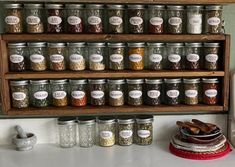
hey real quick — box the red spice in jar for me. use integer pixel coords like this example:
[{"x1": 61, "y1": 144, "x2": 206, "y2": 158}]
[
  {"x1": 202, "y1": 78, "x2": 219, "y2": 105},
  {"x1": 71, "y1": 95, "x2": 87, "y2": 106}
]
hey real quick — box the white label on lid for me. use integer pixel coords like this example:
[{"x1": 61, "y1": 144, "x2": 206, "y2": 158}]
[
  {"x1": 206, "y1": 54, "x2": 218, "y2": 63},
  {"x1": 138, "y1": 130, "x2": 151, "y2": 138},
  {"x1": 129, "y1": 90, "x2": 142, "y2": 99},
  {"x1": 150, "y1": 17, "x2": 163, "y2": 26},
  {"x1": 149, "y1": 54, "x2": 162, "y2": 63},
  {"x1": 71, "y1": 91, "x2": 85, "y2": 99},
  {"x1": 91, "y1": 91, "x2": 104, "y2": 99},
  {"x1": 110, "y1": 54, "x2": 123, "y2": 63},
  {"x1": 168, "y1": 54, "x2": 181, "y2": 63},
  {"x1": 34, "y1": 91, "x2": 48, "y2": 100},
  {"x1": 50, "y1": 54, "x2": 64, "y2": 63},
  {"x1": 26, "y1": 16, "x2": 40, "y2": 25},
  {"x1": 5, "y1": 16, "x2": 20, "y2": 25},
  {"x1": 129, "y1": 54, "x2": 142, "y2": 62},
  {"x1": 205, "y1": 89, "x2": 218, "y2": 97},
  {"x1": 67, "y1": 16, "x2": 81, "y2": 25},
  {"x1": 168, "y1": 17, "x2": 182, "y2": 26},
  {"x1": 207, "y1": 17, "x2": 221, "y2": 26},
  {"x1": 129, "y1": 17, "x2": 143, "y2": 25},
  {"x1": 88, "y1": 16, "x2": 101, "y2": 25},
  {"x1": 48, "y1": 16, "x2": 62, "y2": 25},
  {"x1": 30, "y1": 54, "x2": 44, "y2": 63},
  {"x1": 90, "y1": 54, "x2": 103, "y2": 63},
  {"x1": 53, "y1": 91, "x2": 67, "y2": 99},
  {"x1": 10, "y1": 54, "x2": 24, "y2": 63},
  {"x1": 167, "y1": 90, "x2": 180, "y2": 98},
  {"x1": 189, "y1": 15, "x2": 202, "y2": 26},
  {"x1": 147, "y1": 90, "x2": 161, "y2": 99},
  {"x1": 186, "y1": 54, "x2": 200, "y2": 62},
  {"x1": 109, "y1": 16, "x2": 123, "y2": 26},
  {"x1": 185, "y1": 90, "x2": 198, "y2": 98},
  {"x1": 12, "y1": 92, "x2": 26, "y2": 101},
  {"x1": 70, "y1": 54, "x2": 83, "y2": 63},
  {"x1": 119, "y1": 130, "x2": 133, "y2": 139},
  {"x1": 100, "y1": 131, "x2": 113, "y2": 139},
  {"x1": 109, "y1": 91, "x2": 123, "y2": 99}
]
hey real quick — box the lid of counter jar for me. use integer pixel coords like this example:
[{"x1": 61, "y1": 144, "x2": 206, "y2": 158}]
[
  {"x1": 167, "y1": 5, "x2": 184, "y2": 10},
  {"x1": 164, "y1": 78, "x2": 181, "y2": 84},
  {"x1": 126, "y1": 79, "x2": 144, "y2": 84},
  {"x1": 86, "y1": 4, "x2": 104, "y2": 9},
  {"x1": 45, "y1": 4, "x2": 63, "y2": 9},
  {"x1": 30, "y1": 80, "x2": 49, "y2": 85},
  {"x1": 145, "y1": 79, "x2": 163, "y2": 84},
  {"x1": 136, "y1": 115, "x2": 154, "y2": 124},
  {"x1": 98, "y1": 116, "x2": 116, "y2": 124},
  {"x1": 48, "y1": 43, "x2": 66, "y2": 48},
  {"x1": 88, "y1": 79, "x2": 106, "y2": 84},
  {"x1": 183, "y1": 78, "x2": 200, "y2": 84},
  {"x1": 65, "y1": 4, "x2": 84, "y2": 9},
  {"x1": 204, "y1": 43, "x2": 220, "y2": 47},
  {"x1": 24, "y1": 4, "x2": 43, "y2": 9},
  {"x1": 185, "y1": 43, "x2": 202, "y2": 47},
  {"x1": 88, "y1": 43, "x2": 105, "y2": 47},
  {"x1": 50, "y1": 79, "x2": 68, "y2": 84},
  {"x1": 147, "y1": 43, "x2": 164, "y2": 47},
  {"x1": 166, "y1": 43, "x2": 184, "y2": 47},
  {"x1": 28, "y1": 42, "x2": 46, "y2": 47},
  {"x1": 186, "y1": 5, "x2": 203, "y2": 10},
  {"x1": 202, "y1": 78, "x2": 219, "y2": 83},
  {"x1": 67, "y1": 42, "x2": 85, "y2": 47},
  {"x1": 148, "y1": 5, "x2": 165, "y2": 10},
  {"x1": 205, "y1": 5, "x2": 223, "y2": 10},
  {"x1": 108, "y1": 43, "x2": 125, "y2": 48},
  {"x1": 77, "y1": 116, "x2": 96, "y2": 124},
  {"x1": 117, "y1": 116, "x2": 135, "y2": 124},
  {"x1": 107, "y1": 4, "x2": 125, "y2": 9},
  {"x1": 8, "y1": 43, "x2": 26, "y2": 48},
  {"x1": 128, "y1": 43, "x2": 145, "y2": 47},
  {"x1": 69, "y1": 79, "x2": 87, "y2": 85},
  {"x1": 4, "y1": 3, "x2": 22, "y2": 9},
  {"x1": 10, "y1": 80, "x2": 28, "y2": 86},
  {"x1": 108, "y1": 79, "x2": 125, "y2": 85},
  {"x1": 127, "y1": 5, "x2": 145, "y2": 9},
  {"x1": 58, "y1": 117, "x2": 76, "y2": 125}
]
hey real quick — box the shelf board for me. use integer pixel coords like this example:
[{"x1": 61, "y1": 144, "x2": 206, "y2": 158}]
[
  {"x1": 5, "y1": 70, "x2": 225, "y2": 79},
  {"x1": 2, "y1": 34, "x2": 226, "y2": 42}
]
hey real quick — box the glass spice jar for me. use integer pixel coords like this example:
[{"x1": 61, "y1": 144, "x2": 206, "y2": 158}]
[
  {"x1": 24, "y1": 4, "x2": 44, "y2": 33},
  {"x1": 185, "y1": 43, "x2": 202, "y2": 70},
  {"x1": 202, "y1": 78, "x2": 219, "y2": 105},
  {"x1": 10, "y1": 80, "x2": 29, "y2": 109},
  {"x1": 186, "y1": 6, "x2": 203, "y2": 34},
  {"x1": 4, "y1": 3, "x2": 23, "y2": 33},
  {"x1": 166, "y1": 43, "x2": 184, "y2": 70},
  {"x1": 48, "y1": 43, "x2": 67, "y2": 71},
  {"x1": 145, "y1": 79, "x2": 163, "y2": 106},
  {"x1": 204, "y1": 43, "x2": 220, "y2": 71},
  {"x1": 167, "y1": 6, "x2": 184, "y2": 34},
  {"x1": 65, "y1": 4, "x2": 84, "y2": 33},
  {"x1": 57, "y1": 117, "x2": 77, "y2": 148},
  {"x1": 108, "y1": 79, "x2": 125, "y2": 106},
  {"x1": 108, "y1": 43, "x2": 125, "y2": 70},
  {"x1": 50, "y1": 79, "x2": 68, "y2": 107},
  {"x1": 128, "y1": 5, "x2": 145, "y2": 34},
  {"x1": 8, "y1": 42, "x2": 27, "y2": 72},
  {"x1": 205, "y1": 5, "x2": 223, "y2": 34},
  {"x1": 89, "y1": 79, "x2": 106, "y2": 106},
  {"x1": 148, "y1": 5, "x2": 165, "y2": 34},
  {"x1": 28, "y1": 42, "x2": 47, "y2": 71},
  {"x1": 77, "y1": 116, "x2": 96, "y2": 148},
  {"x1": 117, "y1": 116, "x2": 134, "y2": 146},
  {"x1": 87, "y1": 4, "x2": 104, "y2": 34},
  {"x1": 107, "y1": 5, "x2": 125, "y2": 34},
  {"x1": 147, "y1": 43, "x2": 164, "y2": 70},
  {"x1": 45, "y1": 4, "x2": 64, "y2": 33},
  {"x1": 30, "y1": 80, "x2": 50, "y2": 107},
  {"x1": 128, "y1": 43, "x2": 145, "y2": 70},
  {"x1": 127, "y1": 79, "x2": 144, "y2": 106},
  {"x1": 135, "y1": 115, "x2": 154, "y2": 145},
  {"x1": 164, "y1": 78, "x2": 181, "y2": 105},
  {"x1": 69, "y1": 79, "x2": 87, "y2": 107},
  {"x1": 68, "y1": 42, "x2": 86, "y2": 71},
  {"x1": 183, "y1": 78, "x2": 200, "y2": 105},
  {"x1": 98, "y1": 116, "x2": 116, "y2": 147},
  {"x1": 88, "y1": 43, "x2": 106, "y2": 71}
]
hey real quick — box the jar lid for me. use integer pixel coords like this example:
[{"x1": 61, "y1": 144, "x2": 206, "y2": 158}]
[
  {"x1": 205, "y1": 5, "x2": 223, "y2": 10},
  {"x1": 108, "y1": 79, "x2": 125, "y2": 84},
  {"x1": 145, "y1": 79, "x2": 163, "y2": 84},
  {"x1": 87, "y1": 4, "x2": 104, "y2": 9},
  {"x1": 185, "y1": 43, "x2": 202, "y2": 47},
  {"x1": 77, "y1": 116, "x2": 96, "y2": 124},
  {"x1": 28, "y1": 42, "x2": 46, "y2": 47},
  {"x1": 98, "y1": 116, "x2": 116, "y2": 124},
  {"x1": 136, "y1": 115, "x2": 154, "y2": 124},
  {"x1": 148, "y1": 5, "x2": 165, "y2": 10},
  {"x1": 10, "y1": 80, "x2": 28, "y2": 86},
  {"x1": 128, "y1": 43, "x2": 145, "y2": 47},
  {"x1": 65, "y1": 4, "x2": 84, "y2": 9},
  {"x1": 183, "y1": 78, "x2": 200, "y2": 84},
  {"x1": 88, "y1": 43, "x2": 105, "y2": 47},
  {"x1": 24, "y1": 4, "x2": 43, "y2": 9},
  {"x1": 204, "y1": 43, "x2": 220, "y2": 47},
  {"x1": 117, "y1": 116, "x2": 134, "y2": 124},
  {"x1": 202, "y1": 78, "x2": 219, "y2": 83},
  {"x1": 167, "y1": 5, "x2": 184, "y2": 10},
  {"x1": 107, "y1": 4, "x2": 125, "y2": 9},
  {"x1": 164, "y1": 78, "x2": 181, "y2": 84},
  {"x1": 8, "y1": 43, "x2": 26, "y2": 48},
  {"x1": 45, "y1": 4, "x2": 63, "y2": 9},
  {"x1": 126, "y1": 79, "x2": 144, "y2": 84},
  {"x1": 186, "y1": 5, "x2": 203, "y2": 10},
  {"x1": 48, "y1": 43, "x2": 66, "y2": 47},
  {"x1": 147, "y1": 43, "x2": 164, "y2": 47},
  {"x1": 30, "y1": 80, "x2": 49, "y2": 85},
  {"x1": 107, "y1": 43, "x2": 125, "y2": 48},
  {"x1": 88, "y1": 79, "x2": 106, "y2": 84},
  {"x1": 58, "y1": 117, "x2": 76, "y2": 125},
  {"x1": 50, "y1": 79, "x2": 68, "y2": 84},
  {"x1": 69, "y1": 79, "x2": 87, "y2": 85},
  {"x1": 166, "y1": 43, "x2": 184, "y2": 47},
  {"x1": 67, "y1": 42, "x2": 85, "y2": 47},
  {"x1": 127, "y1": 5, "x2": 145, "y2": 9},
  {"x1": 4, "y1": 3, "x2": 22, "y2": 9}
]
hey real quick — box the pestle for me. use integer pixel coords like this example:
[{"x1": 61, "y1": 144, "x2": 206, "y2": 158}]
[{"x1": 15, "y1": 125, "x2": 27, "y2": 139}]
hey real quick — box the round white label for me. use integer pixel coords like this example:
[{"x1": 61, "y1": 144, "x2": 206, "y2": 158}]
[
  {"x1": 168, "y1": 17, "x2": 182, "y2": 26},
  {"x1": 167, "y1": 90, "x2": 180, "y2": 98},
  {"x1": 30, "y1": 54, "x2": 44, "y2": 63},
  {"x1": 5, "y1": 16, "x2": 20, "y2": 25},
  {"x1": 149, "y1": 54, "x2": 162, "y2": 63},
  {"x1": 26, "y1": 16, "x2": 40, "y2": 25},
  {"x1": 206, "y1": 54, "x2": 218, "y2": 63},
  {"x1": 109, "y1": 16, "x2": 123, "y2": 26},
  {"x1": 71, "y1": 91, "x2": 85, "y2": 99},
  {"x1": 168, "y1": 54, "x2": 181, "y2": 63},
  {"x1": 100, "y1": 131, "x2": 113, "y2": 139},
  {"x1": 109, "y1": 91, "x2": 123, "y2": 99},
  {"x1": 147, "y1": 90, "x2": 161, "y2": 99},
  {"x1": 50, "y1": 54, "x2": 64, "y2": 63},
  {"x1": 138, "y1": 130, "x2": 151, "y2": 138},
  {"x1": 129, "y1": 90, "x2": 142, "y2": 99},
  {"x1": 48, "y1": 16, "x2": 62, "y2": 25},
  {"x1": 129, "y1": 54, "x2": 142, "y2": 62},
  {"x1": 186, "y1": 54, "x2": 200, "y2": 62},
  {"x1": 189, "y1": 15, "x2": 202, "y2": 26},
  {"x1": 12, "y1": 92, "x2": 26, "y2": 101},
  {"x1": 207, "y1": 17, "x2": 221, "y2": 26},
  {"x1": 67, "y1": 16, "x2": 81, "y2": 25},
  {"x1": 70, "y1": 54, "x2": 83, "y2": 63},
  {"x1": 91, "y1": 91, "x2": 104, "y2": 99},
  {"x1": 10, "y1": 54, "x2": 24, "y2": 63},
  {"x1": 110, "y1": 54, "x2": 123, "y2": 63},
  {"x1": 150, "y1": 17, "x2": 163, "y2": 26},
  {"x1": 53, "y1": 91, "x2": 66, "y2": 99},
  {"x1": 90, "y1": 54, "x2": 103, "y2": 63},
  {"x1": 129, "y1": 17, "x2": 143, "y2": 26},
  {"x1": 185, "y1": 90, "x2": 198, "y2": 98},
  {"x1": 88, "y1": 16, "x2": 101, "y2": 25},
  {"x1": 34, "y1": 91, "x2": 48, "y2": 100},
  {"x1": 119, "y1": 130, "x2": 133, "y2": 139},
  {"x1": 205, "y1": 89, "x2": 218, "y2": 97}
]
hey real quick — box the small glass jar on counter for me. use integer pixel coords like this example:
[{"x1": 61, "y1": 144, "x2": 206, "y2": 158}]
[
  {"x1": 166, "y1": 43, "x2": 184, "y2": 70},
  {"x1": 88, "y1": 43, "x2": 106, "y2": 71},
  {"x1": 108, "y1": 79, "x2": 125, "y2": 106},
  {"x1": 205, "y1": 5, "x2": 223, "y2": 34},
  {"x1": 202, "y1": 78, "x2": 219, "y2": 105},
  {"x1": 77, "y1": 116, "x2": 96, "y2": 148},
  {"x1": 45, "y1": 4, "x2": 64, "y2": 33},
  {"x1": 128, "y1": 43, "x2": 145, "y2": 70},
  {"x1": 117, "y1": 116, "x2": 134, "y2": 146},
  {"x1": 50, "y1": 79, "x2": 68, "y2": 107},
  {"x1": 65, "y1": 4, "x2": 84, "y2": 33},
  {"x1": 186, "y1": 6, "x2": 203, "y2": 34},
  {"x1": 185, "y1": 43, "x2": 202, "y2": 70},
  {"x1": 24, "y1": 4, "x2": 44, "y2": 33},
  {"x1": 89, "y1": 79, "x2": 106, "y2": 106},
  {"x1": 70, "y1": 79, "x2": 87, "y2": 107},
  {"x1": 167, "y1": 6, "x2": 184, "y2": 34},
  {"x1": 30, "y1": 80, "x2": 50, "y2": 107},
  {"x1": 4, "y1": 3, "x2": 23, "y2": 33},
  {"x1": 8, "y1": 42, "x2": 27, "y2": 72},
  {"x1": 127, "y1": 79, "x2": 144, "y2": 106},
  {"x1": 164, "y1": 78, "x2": 181, "y2": 105},
  {"x1": 87, "y1": 4, "x2": 104, "y2": 34},
  {"x1": 48, "y1": 43, "x2": 67, "y2": 71},
  {"x1": 135, "y1": 115, "x2": 153, "y2": 145},
  {"x1": 98, "y1": 116, "x2": 116, "y2": 147},
  {"x1": 68, "y1": 42, "x2": 86, "y2": 71},
  {"x1": 147, "y1": 43, "x2": 164, "y2": 70},
  {"x1": 107, "y1": 5, "x2": 125, "y2": 34},
  {"x1": 108, "y1": 43, "x2": 125, "y2": 70},
  {"x1": 148, "y1": 5, "x2": 165, "y2": 34},
  {"x1": 183, "y1": 78, "x2": 200, "y2": 105},
  {"x1": 28, "y1": 42, "x2": 47, "y2": 71},
  {"x1": 204, "y1": 43, "x2": 220, "y2": 71},
  {"x1": 57, "y1": 117, "x2": 77, "y2": 148},
  {"x1": 128, "y1": 5, "x2": 145, "y2": 34},
  {"x1": 145, "y1": 79, "x2": 163, "y2": 106},
  {"x1": 10, "y1": 80, "x2": 29, "y2": 108}
]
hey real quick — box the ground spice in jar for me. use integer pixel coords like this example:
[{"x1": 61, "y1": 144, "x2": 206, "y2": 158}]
[
  {"x1": 166, "y1": 43, "x2": 184, "y2": 70},
  {"x1": 145, "y1": 79, "x2": 162, "y2": 106},
  {"x1": 205, "y1": 6, "x2": 223, "y2": 34},
  {"x1": 127, "y1": 79, "x2": 143, "y2": 106},
  {"x1": 183, "y1": 78, "x2": 200, "y2": 105},
  {"x1": 186, "y1": 6, "x2": 203, "y2": 34},
  {"x1": 50, "y1": 79, "x2": 68, "y2": 107},
  {"x1": 128, "y1": 5, "x2": 145, "y2": 34},
  {"x1": 147, "y1": 43, "x2": 164, "y2": 70},
  {"x1": 204, "y1": 43, "x2": 220, "y2": 71},
  {"x1": 128, "y1": 43, "x2": 145, "y2": 70},
  {"x1": 48, "y1": 43, "x2": 66, "y2": 71},
  {"x1": 108, "y1": 79, "x2": 125, "y2": 106},
  {"x1": 185, "y1": 43, "x2": 202, "y2": 70},
  {"x1": 167, "y1": 6, "x2": 184, "y2": 34},
  {"x1": 202, "y1": 78, "x2": 219, "y2": 105},
  {"x1": 108, "y1": 43, "x2": 125, "y2": 70},
  {"x1": 164, "y1": 78, "x2": 181, "y2": 105},
  {"x1": 107, "y1": 5, "x2": 124, "y2": 34},
  {"x1": 88, "y1": 43, "x2": 105, "y2": 71},
  {"x1": 148, "y1": 5, "x2": 165, "y2": 34},
  {"x1": 118, "y1": 116, "x2": 134, "y2": 146},
  {"x1": 70, "y1": 79, "x2": 87, "y2": 107},
  {"x1": 89, "y1": 79, "x2": 106, "y2": 106}
]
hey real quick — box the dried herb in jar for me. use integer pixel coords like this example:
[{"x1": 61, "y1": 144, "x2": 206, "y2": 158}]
[
  {"x1": 164, "y1": 78, "x2": 181, "y2": 105},
  {"x1": 48, "y1": 43, "x2": 66, "y2": 71},
  {"x1": 145, "y1": 79, "x2": 162, "y2": 106},
  {"x1": 185, "y1": 43, "x2": 202, "y2": 70},
  {"x1": 128, "y1": 5, "x2": 145, "y2": 34},
  {"x1": 127, "y1": 79, "x2": 143, "y2": 106},
  {"x1": 147, "y1": 43, "x2": 164, "y2": 70},
  {"x1": 118, "y1": 116, "x2": 134, "y2": 146},
  {"x1": 202, "y1": 78, "x2": 219, "y2": 105},
  {"x1": 205, "y1": 6, "x2": 223, "y2": 34},
  {"x1": 128, "y1": 43, "x2": 145, "y2": 70},
  {"x1": 108, "y1": 43, "x2": 125, "y2": 70},
  {"x1": 183, "y1": 78, "x2": 200, "y2": 105},
  {"x1": 107, "y1": 5, "x2": 124, "y2": 34},
  {"x1": 204, "y1": 43, "x2": 220, "y2": 71},
  {"x1": 50, "y1": 79, "x2": 68, "y2": 107},
  {"x1": 89, "y1": 79, "x2": 106, "y2": 106},
  {"x1": 108, "y1": 79, "x2": 125, "y2": 107},
  {"x1": 148, "y1": 5, "x2": 165, "y2": 34},
  {"x1": 167, "y1": 6, "x2": 184, "y2": 34},
  {"x1": 166, "y1": 43, "x2": 184, "y2": 70},
  {"x1": 88, "y1": 43, "x2": 105, "y2": 71}
]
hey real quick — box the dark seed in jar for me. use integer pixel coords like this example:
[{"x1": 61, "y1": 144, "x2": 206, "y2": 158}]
[{"x1": 128, "y1": 7, "x2": 144, "y2": 34}]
